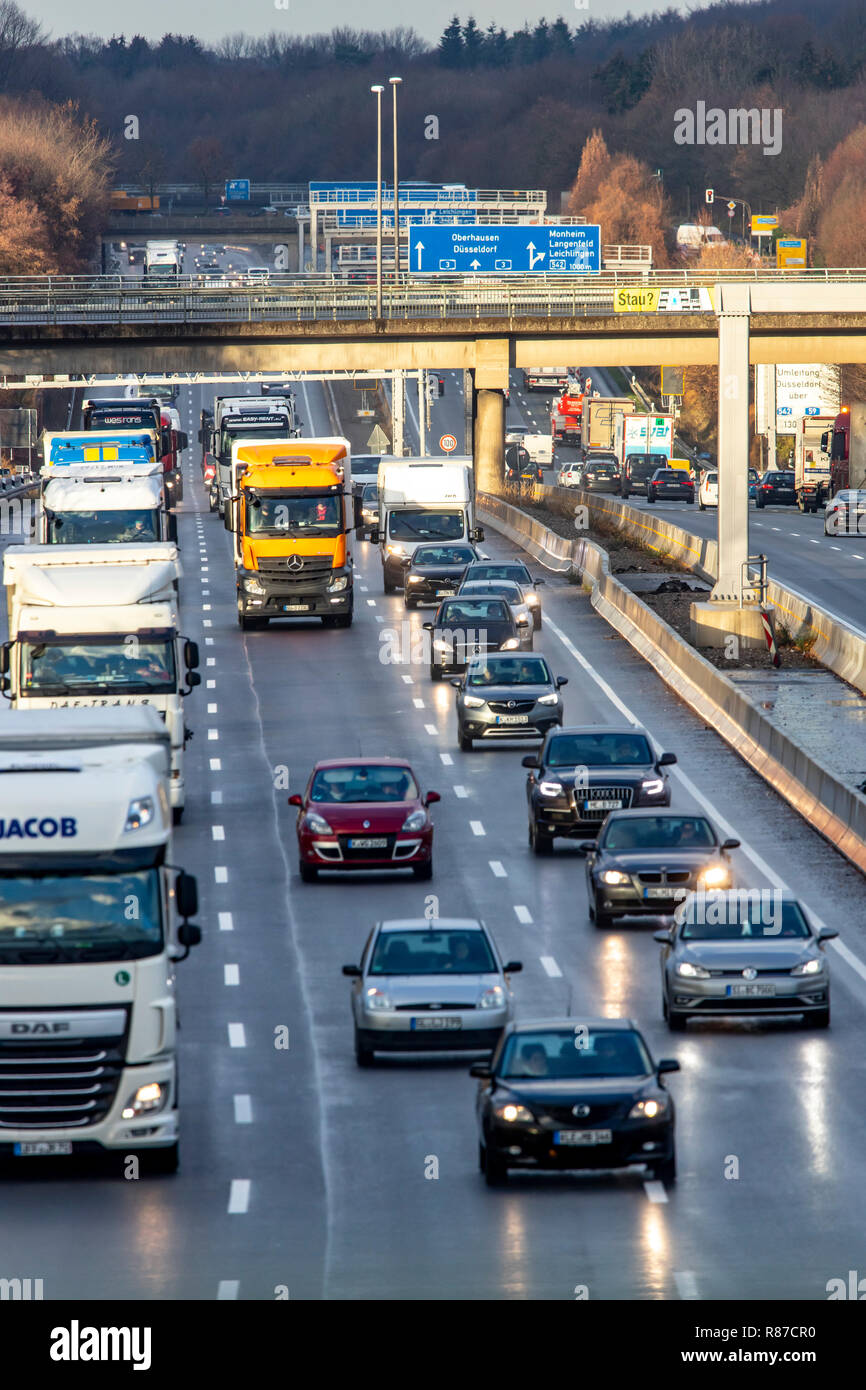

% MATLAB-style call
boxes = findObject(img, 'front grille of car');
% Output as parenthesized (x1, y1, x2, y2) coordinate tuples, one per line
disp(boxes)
(543, 1101, 625, 1125)
(488, 700, 536, 714)
(337, 833, 397, 862)
(572, 785, 634, 820)
(394, 1002, 472, 1012)
(637, 870, 693, 885)
(0, 1031, 127, 1129)
(707, 967, 790, 977)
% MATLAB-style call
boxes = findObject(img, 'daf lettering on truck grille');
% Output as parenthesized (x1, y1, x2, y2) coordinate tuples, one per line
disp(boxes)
(0, 817, 76, 839)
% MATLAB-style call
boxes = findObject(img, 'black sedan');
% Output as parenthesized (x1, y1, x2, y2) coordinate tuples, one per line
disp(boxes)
(580, 457, 621, 493)
(755, 469, 796, 508)
(452, 653, 567, 749)
(524, 725, 676, 854)
(423, 597, 522, 679)
(646, 468, 695, 503)
(472, 1018, 679, 1186)
(581, 810, 740, 929)
(403, 542, 479, 608)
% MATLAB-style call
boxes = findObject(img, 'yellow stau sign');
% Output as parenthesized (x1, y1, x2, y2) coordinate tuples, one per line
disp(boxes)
(613, 286, 716, 313)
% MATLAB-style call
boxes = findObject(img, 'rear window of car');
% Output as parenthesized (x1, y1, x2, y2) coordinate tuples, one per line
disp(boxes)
(546, 733, 652, 767)
(601, 815, 716, 850)
(310, 765, 418, 803)
(499, 1029, 652, 1079)
(369, 928, 496, 975)
(439, 600, 509, 623)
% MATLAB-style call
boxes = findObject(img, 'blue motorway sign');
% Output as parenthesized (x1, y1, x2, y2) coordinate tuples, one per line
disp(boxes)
(409, 224, 601, 274)
(225, 179, 250, 202)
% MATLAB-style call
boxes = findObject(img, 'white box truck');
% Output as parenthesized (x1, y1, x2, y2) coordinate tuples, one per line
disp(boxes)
(371, 457, 484, 592)
(1, 544, 200, 821)
(794, 414, 834, 511)
(0, 707, 200, 1172)
(40, 464, 175, 545)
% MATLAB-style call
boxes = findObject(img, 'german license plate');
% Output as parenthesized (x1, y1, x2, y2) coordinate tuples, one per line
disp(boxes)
(436, 588, 455, 597)
(728, 983, 776, 997)
(411, 1016, 462, 1030)
(283, 603, 310, 612)
(554, 1129, 612, 1146)
(584, 798, 622, 810)
(14, 1142, 73, 1157)
(349, 837, 388, 849)
(495, 714, 529, 725)
(644, 887, 674, 899)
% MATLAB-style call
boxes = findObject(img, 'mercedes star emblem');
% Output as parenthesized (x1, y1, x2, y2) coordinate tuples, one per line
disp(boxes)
(287, 555, 304, 571)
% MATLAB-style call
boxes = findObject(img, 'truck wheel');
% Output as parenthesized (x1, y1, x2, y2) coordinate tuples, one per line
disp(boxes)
(172, 807, 183, 826)
(145, 1143, 179, 1175)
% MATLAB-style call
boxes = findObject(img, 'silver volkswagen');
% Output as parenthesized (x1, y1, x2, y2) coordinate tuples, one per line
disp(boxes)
(342, 918, 522, 1065)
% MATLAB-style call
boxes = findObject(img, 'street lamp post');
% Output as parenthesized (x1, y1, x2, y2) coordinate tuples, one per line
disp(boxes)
(371, 84, 384, 318)
(389, 76, 402, 284)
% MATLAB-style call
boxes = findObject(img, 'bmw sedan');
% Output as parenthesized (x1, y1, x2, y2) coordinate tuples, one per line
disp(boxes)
(453, 653, 567, 750)
(462, 561, 544, 628)
(472, 1018, 679, 1186)
(343, 917, 522, 1065)
(524, 725, 676, 854)
(423, 597, 523, 679)
(582, 810, 740, 928)
(403, 543, 480, 608)
(655, 889, 836, 1030)
(289, 758, 440, 882)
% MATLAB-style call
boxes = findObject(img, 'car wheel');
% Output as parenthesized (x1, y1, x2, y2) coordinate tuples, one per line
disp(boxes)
(478, 1142, 487, 1174)
(756, 497, 765, 509)
(810, 1006, 830, 1029)
(404, 596, 417, 609)
(459, 730, 473, 751)
(354, 1031, 375, 1067)
(594, 903, 614, 929)
(172, 807, 183, 826)
(430, 664, 442, 682)
(299, 860, 318, 883)
(208, 493, 217, 512)
(622, 489, 629, 500)
(412, 860, 433, 881)
(484, 1149, 508, 1186)
(239, 613, 267, 631)
(686, 496, 695, 504)
(667, 1009, 688, 1032)
(699, 501, 705, 510)
(653, 1150, 676, 1185)
(647, 494, 656, 504)
(144, 1143, 179, 1176)
(384, 577, 397, 595)
(529, 819, 553, 856)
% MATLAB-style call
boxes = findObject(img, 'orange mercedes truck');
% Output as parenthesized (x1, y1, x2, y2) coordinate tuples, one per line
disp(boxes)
(224, 437, 360, 630)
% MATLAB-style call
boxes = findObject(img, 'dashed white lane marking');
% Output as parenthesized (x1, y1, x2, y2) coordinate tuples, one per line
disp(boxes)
(211, 790, 223, 805)
(205, 638, 214, 645)
(489, 860, 507, 877)
(210, 757, 222, 770)
(217, 1281, 239, 1300)
(208, 702, 218, 713)
(674, 1271, 699, 1299)
(202, 604, 212, 612)
(454, 785, 468, 798)
(219, 912, 234, 931)
(227, 1022, 245, 1047)
(540, 955, 561, 977)
(234, 1095, 252, 1124)
(514, 905, 533, 924)
(207, 679, 216, 689)
(412, 698, 425, 708)
(224, 964, 240, 986)
(228, 1179, 250, 1214)
(366, 599, 376, 606)
(207, 657, 216, 666)
(375, 615, 384, 623)
(215, 866, 228, 883)
(424, 723, 438, 735)
(212, 825, 225, 841)
(439, 752, 453, 765)
(470, 820, 485, 836)
(208, 729, 219, 741)
(402, 674, 414, 684)
(830, 545, 841, 552)
(203, 620, 213, 627)
(809, 538, 820, 545)
(644, 1180, 668, 1204)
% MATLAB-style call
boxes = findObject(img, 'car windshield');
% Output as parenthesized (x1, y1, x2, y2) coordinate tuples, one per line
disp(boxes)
(679, 897, 811, 940)
(467, 656, 551, 686)
(499, 1028, 652, 1079)
(361, 483, 378, 501)
(413, 546, 475, 566)
(602, 816, 716, 850)
(438, 599, 509, 624)
(546, 733, 652, 767)
(389, 510, 464, 542)
(246, 494, 341, 536)
(309, 765, 418, 803)
(461, 581, 523, 601)
(0, 870, 163, 962)
(467, 565, 530, 585)
(21, 639, 176, 694)
(369, 928, 496, 975)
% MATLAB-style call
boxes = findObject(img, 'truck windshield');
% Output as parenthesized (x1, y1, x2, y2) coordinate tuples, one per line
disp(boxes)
(47, 510, 160, 544)
(0, 869, 163, 962)
(389, 510, 465, 542)
(246, 495, 341, 536)
(21, 639, 177, 695)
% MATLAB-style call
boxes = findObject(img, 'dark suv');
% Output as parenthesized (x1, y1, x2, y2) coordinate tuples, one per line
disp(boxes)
(755, 470, 796, 508)
(523, 725, 677, 855)
(621, 454, 663, 498)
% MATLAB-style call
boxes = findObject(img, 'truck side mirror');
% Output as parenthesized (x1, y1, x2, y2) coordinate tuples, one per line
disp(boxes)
(369, 527, 380, 545)
(185, 671, 201, 690)
(167, 514, 178, 542)
(224, 499, 236, 532)
(0, 642, 9, 676)
(472, 526, 485, 542)
(178, 432, 188, 452)
(184, 640, 200, 670)
(176, 871, 198, 920)
(352, 494, 364, 531)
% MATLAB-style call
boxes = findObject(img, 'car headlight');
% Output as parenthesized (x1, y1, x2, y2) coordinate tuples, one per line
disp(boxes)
(121, 1081, 169, 1119)
(501, 638, 520, 650)
(386, 544, 405, 556)
(641, 777, 665, 796)
(479, 985, 505, 1009)
(401, 809, 428, 832)
(463, 695, 486, 709)
(433, 638, 452, 651)
(494, 1103, 534, 1123)
(676, 961, 711, 979)
(699, 865, 730, 889)
(302, 811, 333, 835)
(628, 1096, 669, 1120)
(601, 869, 630, 885)
(327, 574, 348, 592)
(525, 593, 539, 606)
(517, 613, 531, 625)
(407, 575, 423, 584)
(537, 693, 559, 705)
(243, 575, 265, 595)
(791, 957, 823, 976)
(365, 987, 392, 1010)
(125, 797, 154, 831)
(538, 779, 564, 797)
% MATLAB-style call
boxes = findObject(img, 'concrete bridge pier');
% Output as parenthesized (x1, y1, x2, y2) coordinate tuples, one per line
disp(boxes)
(474, 388, 505, 494)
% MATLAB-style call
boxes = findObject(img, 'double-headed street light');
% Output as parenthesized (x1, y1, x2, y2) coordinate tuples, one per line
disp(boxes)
(389, 76, 402, 284)
(371, 84, 384, 318)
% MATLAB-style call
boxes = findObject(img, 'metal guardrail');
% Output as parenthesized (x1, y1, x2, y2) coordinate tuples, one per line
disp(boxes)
(0, 269, 864, 327)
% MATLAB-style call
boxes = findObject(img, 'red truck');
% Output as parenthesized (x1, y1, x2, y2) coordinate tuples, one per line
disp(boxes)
(551, 392, 584, 448)
(827, 404, 866, 495)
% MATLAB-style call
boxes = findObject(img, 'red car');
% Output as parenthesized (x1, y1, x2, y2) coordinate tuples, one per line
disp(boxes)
(289, 758, 440, 882)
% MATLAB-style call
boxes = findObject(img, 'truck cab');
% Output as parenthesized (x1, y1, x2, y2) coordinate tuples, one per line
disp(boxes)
(40, 464, 175, 545)
(212, 406, 295, 517)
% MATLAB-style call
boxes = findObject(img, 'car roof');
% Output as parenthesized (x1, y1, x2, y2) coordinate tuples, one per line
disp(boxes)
(311, 757, 413, 771)
(467, 560, 529, 572)
(505, 1016, 639, 1034)
(548, 724, 650, 739)
(603, 807, 711, 821)
(378, 917, 486, 933)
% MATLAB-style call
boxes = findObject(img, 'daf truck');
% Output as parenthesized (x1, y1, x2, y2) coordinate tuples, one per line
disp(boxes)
(1, 544, 200, 821)
(0, 707, 200, 1172)
(371, 457, 484, 593)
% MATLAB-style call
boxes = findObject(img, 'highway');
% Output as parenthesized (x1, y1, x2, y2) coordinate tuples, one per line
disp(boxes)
(1, 348, 865, 1303)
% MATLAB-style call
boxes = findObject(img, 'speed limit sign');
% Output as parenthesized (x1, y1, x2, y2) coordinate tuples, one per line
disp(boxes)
(439, 434, 457, 453)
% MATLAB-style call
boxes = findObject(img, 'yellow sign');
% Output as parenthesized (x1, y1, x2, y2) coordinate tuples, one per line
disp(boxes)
(751, 214, 779, 234)
(776, 238, 807, 269)
(614, 287, 715, 313)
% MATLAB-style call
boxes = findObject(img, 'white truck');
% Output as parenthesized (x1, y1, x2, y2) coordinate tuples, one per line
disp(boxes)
(794, 414, 834, 512)
(615, 412, 676, 494)
(39, 465, 175, 545)
(0, 707, 200, 1172)
(371, 457, 484, 593)
(505, 428, 553, 467)
(1, 544, 200, 821)
(144, 240, 182, 279)
(522, 367, 572, 391)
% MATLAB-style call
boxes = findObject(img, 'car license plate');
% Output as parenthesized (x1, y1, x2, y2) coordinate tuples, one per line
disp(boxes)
(495, 714, 529, 725)
(411, 1016, 462, 1030)
(14, 1142, 73, 1157)
(349, 837, 388, 849)
(554, 1130, 612, 1146)
(728, 983, 776, 997)
(644, 887, 674, 899)
(436, 588, 455, 597)
(584, 798, 622, 810)
(283, 603, 309, 612)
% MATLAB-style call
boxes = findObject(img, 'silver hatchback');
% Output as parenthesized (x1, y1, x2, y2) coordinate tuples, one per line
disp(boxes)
(343, 918, 522, 1065)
